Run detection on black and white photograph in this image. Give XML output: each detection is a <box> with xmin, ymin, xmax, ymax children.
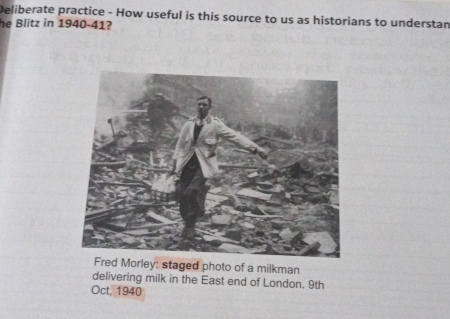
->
<box><xmin>82</xmin><ymin>72</ymin><xmax>339</xmax><ymax>257</ymax></box>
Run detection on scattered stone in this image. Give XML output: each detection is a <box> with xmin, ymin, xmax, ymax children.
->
<box><xmin>92</xmin><ymin>234</ymin><xmax>105</xmax><ymax>241</ymax></box>
<box><xmin>225</xmin><ymin>229</ymin><xmax>242</xmax><ymax>241</ymax></box>
<box><xmin>242</xmin><ymin>222</ymin><xmax>255</xmax><ymax>229</ymax></box>
<box><xmin>273</xmin><ymin>184</ymin><xmax>284</xmax><ymax>193</ymax></box>
<box><xmin>298</xmin><ymin>241</ymin><xmax>321</xmax><ymax>256</ymax></box>
<box><xmin>118</xmin><ymin>234</ymin><xmax>141</xmax><ymax>246</ymax></box>
<box><xmin>255</xmin><ymin>230</ymin><xmax>265</xmax><ymax>237</ymax></box>
<box><xmin>124</xmin><ymin>229</ymin><xmax>151</xmax><ymax>236</ymax></box>
<box><xmin>211</xmin><ymin>214</ymin><xmax>232</xmax><ymax>226</ymax></box>
<box><xmin>205</xmin><ymin>200</ymin><xmax>220</xmax><ymax>210</ymax></box>
<box><xmin>236</xmin><ymin>188</ymin><xmax>272</xmax><ymax>201</ymax></box>
<box><xmin>271</xmin><ymin>220</ymin><xmax>289</xmax><ymax>230</ymax></box>
<box><xmin>244</xmin><ymin>212</ymin><xmax>282</xmax><ymax>219</ymax></box>
<box><xmin>256</xmin><ymin>181</ymin><xmax>273</xmax><ymax>189</ymax></box>
<box><xmin>247</xmin><ymin>245</ymin><xmax>268</xmax><ymax>254</ymax></box>
<box><xmin>201</xmin><ymin>235</ymin><xmax>224</xmax><ymax>245</ymax></box>
<box><xmin>329</xmin><ymin>190</ymin><xmax>339</xmax><ymax>205</ymax></box>
<box><xmin>266</xmin><ymin>200</ymin><xmax>282</xmax><ymax>206</ymax></box>
<box><xmin>209</xmin><ymin>187</ymin><xmax>223</xmax><ymax>194</ymax></box>
<box><xmin>221</xmin><ymin>205</ymin><xmax>241</xmax><ymax>215</ymax></box>
<box><xmin>146</xmin><ymin>211</ymin><xmax>173</xmax><ymax>223</ymax></box>
<box><xmin>302</xmin><ymin>232</ymin><xmax>337</xmax><ymax>254</ymax></box>
<box><xmin>247</xmin><ymin>172</ymin><xmax>259</xmax><ymax>179</ymax></box>
<box><xmin>279</xmin><ymin>228</ymin><xmax>301</xmax><ymax>242</ymax></box>
<box><xmin>206</xmin><ymin>193</ymin><xmax>229</xmax><ymax>203</ymax></box>
<box><xmin>218</xmin><ymin>243</ymin><xmax>248</xmax><ymax>254</ymax></box>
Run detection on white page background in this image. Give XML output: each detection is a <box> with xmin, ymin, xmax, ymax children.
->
<box><xmin>0</xmin><ymin>0</ymin><xmax>449</xmax><ymax>318</ymax></box>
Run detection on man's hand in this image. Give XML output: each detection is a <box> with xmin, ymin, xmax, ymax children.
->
<box><xmin>257</xmin><ymin>148</ymin><xmax>268</xmax><ymax>160</ymax></box>
<box><xmin>169</xmin><ymin>160</ymin><xmax>177</xmax><ymax>176</ymax></box>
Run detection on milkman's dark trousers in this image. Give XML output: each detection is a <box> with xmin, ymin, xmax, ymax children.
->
<box><xmin>178</xmin><ymin>154</ymin><xmax>208</xmax><ymax>227</ymax></box>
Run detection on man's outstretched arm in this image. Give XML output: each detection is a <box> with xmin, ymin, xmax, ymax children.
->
<box><xmin>217</xmin><ymin>121</ymin><xmax>268</xmax><ymax>159</ymax></box>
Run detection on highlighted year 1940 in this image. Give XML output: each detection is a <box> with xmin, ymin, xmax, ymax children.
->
<box><xmin>111</xmin><ymin>285</ymin><xmax>146</xmax><ymax>302</ymax></box>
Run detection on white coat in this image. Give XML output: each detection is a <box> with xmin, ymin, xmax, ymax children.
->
<box><xmin>173</xmin><ymin>115</ymin><xmax>260</xmax><ymax>178</ymax></box>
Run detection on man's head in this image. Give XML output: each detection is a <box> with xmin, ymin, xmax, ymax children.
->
<box><xmin>196</xmin><ymin>96</ymin><xmax>212</xmax><ymax>119</ymax></box>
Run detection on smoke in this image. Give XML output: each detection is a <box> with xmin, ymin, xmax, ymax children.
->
<box><xmin>95</xmin><ymin>72</ymin><xmax>148</xmax><ymax>137</ymax></box>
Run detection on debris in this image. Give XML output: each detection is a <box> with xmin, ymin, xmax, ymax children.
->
<box><xmin>261</xmin><ymin>136</ymin><xmax>299</xmax><ymax>145</ymax></box>
<box><xmin>97</xmin><ymin>182</ymin><xmax>145</xmax><ymax>187</ymax></box>
<box><xmin>129</xmin><ymin>221</ymin><xmax>180</xmax><ymax>230</ymax></box>
<box><xmin>246</xmin><ymin>245</ymin><xmax>268</xmax><ymax>254</ymax></box>
<box><xmin>91</xmin><ymin>161</ymin><xmax>127</xmax><ymax>168</ymax></box>
<box><xmin>302</xmin><ymin>232</ymin><xmax>337</xmax><ymax>254</ymax></box>
<box><xmin>124</xmin><ymin>229</ymin><xmax>150</xmax><ymax>236</ymax></box>
<box><xmin>234</xmin><ymin>149</ymin><xmax>251</xmax><ymax>154</ymax></box>
<box><xmin>244</xmin><ymin>212</ymin><xmax>282</xmax><ymax>219</ymax></box>
<box><xmin>211</xmin><ymin>214</ymin><xmax>232</xmax><ymax>226</ymax></box>
<box><xmin>236</xmin><ymin>189</ymin><xmax>272</xmax><ymax>201</ymax></box>
<box><xmin>247</xmin><ymin>172</ymin><xmax>259</xmax><ymax>179</ymax></box>
<box><xmin>242</xmin><ymin>222</ymin><xmax>255</xmax><ymax>229</ymax></box>
<box><xmin>256</xmin><ymin>181</ymin><xmax>273</xmax><ymax>189</ymax></box>
<box><xmin>89</xmin><ymin>177</ymin><xmax>101</xmax><ymax>188</ymax></box>
<box><xmin>110</xmin><ymin>233</ymin><xmax>141</xmax><ymax>246</ymax></box>
<box><xmin>208</xmin><ymin>187</ymin><xmax>223</xmax><ymax>194</ymax></box>
<box><xmin>130</xmin><ymin>203</ymin><xmax>176</xmax><ymax>208</ymax></box>
<box><xmin>197</xmin><ymin>229</ymin><xmax>240</xmax><ymax>244</ymax></box>
<box><xmin>272</xmin><ymin>184</ymin><xmax>284</xmax><ymax>193</ymax></box>
<box><xmin>95</xmin><ymin>138</ymin><xmax>115</xmax><ymax>150</ymax></box>
<box><xmin>266</xmin><ymin>201</ymin><xmax>282</xmax><ymax>207</ymax></box>
<box><xmin>201</xmin><ymin>235</ymin><xmax>225</xmax><ymax>246</ymax></box>
<box><xmin>83</xmin><ymin>94</ymin><xmax>339</xmax><ymax>256</ymax></box>
<box><xmin>228</xmin><ymin>194</ymin><xmax>247</xmax><ymax>211</ymax></box>
<box><xmin>85</xmin><ymin>207</ymin><xmax>134</xmax><ymax>224</ymax></box>
<box><xmin>218</xmin><ymin>243</ymin><xmax>248</xmax><ymax>254</ymax></box>
<box><xmin>271</xmin><ymin>220</ymin><xmax>289</xmax><ymax>230</ymax></box>
<box><xmin>279</xmin><ymin>228</ymin><xmax>301</xmax><ymax>242</ymax></box>
<box><xmin>104</xmin><ymin>220</ymin><xmax>180</xmax><ymax>232</ymax></box>
<box><xmin>219</xmin><ymin>163</ymin><xmax>262</xmax><ymax>169</ymax></box>
<box><xmin>206</xmin><ymin>193</ymin><xmax>229</xmax><ymax>203</ymax></box>
<box><xmin>225</xmin><ymin>229</ymin><xmax>242</xmax><ymax>241</ymax></box>
<box><xmin>146</xmin><ymin>168</ymin><xmax>170</xmax><ymax>173</ymax></box>
<box><xmin>92</xmin><ymin>234</ymin><xmax>105</xmax><ymax>241</ymax></box>
<box><xmin>205</xmin><ymin>200</ymin><xmax>220</xmax><ymax>210</ymax></box>
<box><xmin>221</xmin><ymin>206</ymin><xmax>241</xmax><ymax>215</ymax></box>
<box><xmin>329</xmin><ymin>190</ymin><xmax>339</xmax><ymax>205</ymax></box>
<box><xmin>298</xmin><ymin>241</ymin><xmax>321</xmax><ymax>256</ymax></box>
<box><xmin>255</xmin><ymin>205</ymin><xmax>269</xmax><ymax>215</ymax></box>
<box><xmin>146</xmin><ymin>211</ymin><xmax>174</xmax><ymax>224</ymax></box>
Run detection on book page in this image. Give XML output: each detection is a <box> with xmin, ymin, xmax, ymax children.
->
<box><xmin>0</xmin><ymin>0</ymin><xmax>449</xmax><ymax>318</ymax></box>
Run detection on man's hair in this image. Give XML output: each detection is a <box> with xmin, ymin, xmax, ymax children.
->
<box><xmin>197</xmin><ymin>96</ymin><xmax>212</xmax><ymax>106</ymax></box>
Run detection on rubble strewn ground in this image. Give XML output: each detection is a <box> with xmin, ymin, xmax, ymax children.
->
<box><xmin>83</xmin><ymin>113</ymin><xmax>339</xmax><ymax>257</ymax></box>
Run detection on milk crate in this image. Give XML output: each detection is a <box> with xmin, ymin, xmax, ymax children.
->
<box><xmin>150</xmin><ymin>189</ymin><xmax>176</xmax><ymax>202</ymax></box>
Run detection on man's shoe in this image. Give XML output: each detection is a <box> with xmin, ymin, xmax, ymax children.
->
<box><xmin>181</xmin><ymin>226</ymin><xmax>188</xmax><ymax>238</ymax></box>
<box><xmin>185</xmin><ymin>226</ymin><xmax>196</xmax><ymax>239</ymax></box>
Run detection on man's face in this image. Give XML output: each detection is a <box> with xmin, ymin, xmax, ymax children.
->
<box><xmin>197</xmin><ymin>98</ymin><xmax>211</xmax><ymax>119</ymax></box>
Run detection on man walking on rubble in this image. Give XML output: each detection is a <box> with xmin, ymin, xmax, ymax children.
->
<box><xmin>147</xmin><ymin>93</ymin><xmax>180</xmax><ymax>138</ymax></box>
<box><xmin>171</xmin><ymin>96</ymin><xmax>268</xmax><ymax>239</ymax></box>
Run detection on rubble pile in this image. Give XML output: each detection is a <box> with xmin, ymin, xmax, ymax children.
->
<box><xmin>84</xmin><ymin>114</ymin><xmax>339</xmax><ymax>257</ymax></box>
